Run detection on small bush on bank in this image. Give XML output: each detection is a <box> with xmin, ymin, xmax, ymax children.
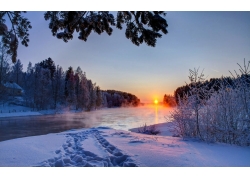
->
<box><xmin>137</xmin><ymin>123</ymin><xmax>161</xmax><ymax>135</ymax></box>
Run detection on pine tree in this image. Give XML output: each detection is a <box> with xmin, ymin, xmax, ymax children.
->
<box><xmin>65</xmin><ymin>66</ymin><xmax>76</xmax><ymax>108</ymax></box>
<box><xmin>79</xmin><ymin>72</ymin><xmax>89</xmax><ymax>110</ymax></box>
<box><xmin>0</xmin><ymin>43</ymin><xmax>10</xmax><ymax>84</ymax></box>
<box><xmin>74</xmin><ymin>67</ymin><xmax>81</xmax><ymax>110</ymax></box>
<box><xmin>163</xmin><ymin>94</ymin><xmax>176</xmax><ymax>107</ymax></box>
<box><xmin>163</xmin><ymin>94</ymin><xmax>167</xmax><ymax>105</ymax></box>
<box><xmin>23</xmin><ymin>62</ymin><xmax>34</xmax><ymax>107</ymax></box>
<box><xmin>0</xmin><ymin>43</ymin><xmax>10</xmax><ymax>105</ymax></box>
<box><xmin>0</xmin><ymin>11</ymin><xmax>168</xmax><ymax>63</ymax></box>
<box><xmin>95</xmin><ymin>86</ymin><xmax>102</xmax><ymax>109</ymax></box>
<box><xmin>39</xmin><ymin>57</ymin><xmax>56</xmax><ymax>79</ymax></box>
<box><xmin>39</xmin><ymin>57</ymin><xmax>57</xmax><ymax>108</ymax></box>
<box><xmin>11</xmin><ymin>59</ymin><xmax>23</xmax><ymax>85</ymax></box>
<box><xmin>0</xmin><ymin>12</ymin><xmax>32</xmax><ymax>63</ymax></box>
<box><xmin>44</xmin><ymin>11</ymin><xmax>168</xmax><ymax>47</ymax></box>
<box><xmin>101</xmin><ymin>91</ymin><xmax>108</xmax><ymax>107</ymax></box>
<box><xmin>26</xmin><ymin>62</ymin><xmax>32</xmax><ymax>74</ymax></box>
<box><xmin>53</xmin><ymin>65</ymin><xmax>64</xmax><ymax>109</ymax></box>
<box><xmin>65</xmin><ymin>66</ymin><xmax>73</xmax><ymax>99</ymax></box>
<box><xmin>33</xmin><ymin>64</ymin><xmax>51</xmax><ymax>110</ymax></box>
<box><xmin>86</xmin><ymin>80</ymin><xmax>96</xmax><ymax>111</ymax></box>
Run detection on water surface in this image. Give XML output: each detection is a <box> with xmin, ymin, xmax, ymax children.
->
<box><xmin>0</xmin><ymin>105</ymin><xmax>173</xmax><ymax>142</ymax></box>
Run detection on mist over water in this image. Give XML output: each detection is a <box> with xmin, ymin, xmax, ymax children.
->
<box><xmin>83</xmin><ymin>105</ymin><xmax>173</xmax><ymax>130</ymax></box>
<box><xmin>0</xmin><ymin>105</ymin><xmax>173</xmax><ymax>141</ymax></box>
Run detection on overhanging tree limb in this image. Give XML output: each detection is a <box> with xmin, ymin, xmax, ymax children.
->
<box><xmin>0</xmin><ymin>11</ymin><xmax>168</xmax><ymax>63</ymax></box>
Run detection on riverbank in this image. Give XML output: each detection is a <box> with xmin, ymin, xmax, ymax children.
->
<box><xmin>0</xmin><ymin>103</ymin><xmax>108</xmax><ymax>118</ymax></box>
<box><xmin>1</xmin><ymin>122</ymin><xmax>250</xmax><ymax>167</ymax></box>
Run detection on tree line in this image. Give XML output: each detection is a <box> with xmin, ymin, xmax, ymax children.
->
<box><xmin>162</xmin><ymin>94</ymin><xmax>176</xmax><ymax>107</ymax></box>
<box><xmin>0</xmin><ymin>45</ymin><xmax>140</xmax><ymax>111</ymax></box>
<box><xmin>174</xmin><ymin>76</ymin><xmax>235</xmax><ymax>105</ymax></box>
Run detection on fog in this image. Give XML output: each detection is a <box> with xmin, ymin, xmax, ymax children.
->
<box><xmin>80</xmin><ymin>105</ymin><xmax>173</xmax><ymax>130</ymax></box>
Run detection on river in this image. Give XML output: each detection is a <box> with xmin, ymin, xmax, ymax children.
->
<box><xmin>0</xmin><ymin>105</ymin><xmax>173</xmax><ymax>142</ymax></box>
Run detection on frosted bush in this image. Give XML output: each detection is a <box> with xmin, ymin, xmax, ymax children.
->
<box><xmin>171</xmin><ymin>60</ymin><xmax>250</xmax><ymax>146</ymax></box>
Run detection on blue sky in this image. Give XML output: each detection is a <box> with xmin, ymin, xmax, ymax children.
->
<box><xmin>12</xmin><ymin>11</ymin><xmax>250</xmax><ymax>102</ymax></box>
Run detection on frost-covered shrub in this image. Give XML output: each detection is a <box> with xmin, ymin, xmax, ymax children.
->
<box><xmin>171</xmin><ymin>60</ymin><xmax>250</xmax><ymax>146</ymax></box>
<box><xmin>169</xmin><ymin>94</ymin><xmax>195</xmax><ymax>138</ymax></box>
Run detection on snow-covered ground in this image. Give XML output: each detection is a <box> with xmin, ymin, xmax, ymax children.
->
<box><xmin>1</xmin><ymin>104</ymin><xmax>249</xmax><ymax>180</ymax></box>
<box><xmin>0</xmin><ymin>104</ymin><xmax>41</xmax><ymax>118</ymax></box>
<box><xmin>0</xmin><ymin>111</ymin><xmax>42</xmax><ymax>117</ymax></box>
<box><xmin>0</xmin><ymin>104</ymin><xmax>86</xmax><ymax>118</ymax></box>
<box><xmin>1</xmin><ymin>123</ymin><xmax>250</xmax><ymax>167</ymax></box>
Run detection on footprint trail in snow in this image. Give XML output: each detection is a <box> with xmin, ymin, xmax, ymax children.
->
<box><xmin>37</xmin><ymin>128</ymin><xmax>137</xmax><ymax>167</ymax></box>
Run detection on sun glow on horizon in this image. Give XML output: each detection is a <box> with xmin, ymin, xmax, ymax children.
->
<box><xmin>154</xmin><ymin>99</ymin><xmax>159</xmax><ymax>104</ymax></box>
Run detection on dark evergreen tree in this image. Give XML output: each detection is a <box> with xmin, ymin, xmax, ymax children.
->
<box><xmin>0</xmin><ymin>11</ymin><xmax>167</xmax><ymax>62</ymax></box>
<box><xmin>39</xmin><ymin>57</ymin><xmax>56</xmax><ymax>79</ymax></box>
<box><xmin>95</xmin><ymin>86</ymin><xmax>102</xmax><ymax>108</ymax></box>
<box><xmin>44</xmin><ymin>11</ymin><xmax>168</xmax><ymax>47</ymax></box>
<box><xmin>0</xmin><ymin>43</ymin><xmax>10</xmax><ymax>105</ymax></box>
<box><xmin>65</xmin><ymin>66</ymin><xmax>76</xmax><ymax>106</ymax></box>
<box><xmin>23</xmin><ymin>62</ymin><xmax>34</xmax><ymax>107</ymax></box>
<box><xmin>53</xmin><ymin>65</ymin><xmax>64</xmax><ymax>109</ymax></box>
<box><xmin>74</xmin><ymin>67</ymin><xmax>81</xmax><ymax>110</ymax></box>
<box><xmin>78</xmin><ymin>72</ymin><xmax>89</xmax><ymax>110</ymax></box>
<box><xmin>86</xmin><ymin>80</ymin><xmax>96</xmax><ymax>111</ymax></box>
<box><xmin>33</xmin><ymin>64</ymin><xmax>51</xmax><ymax>110</ymax></box>
<box><xmin>163</xmin><ymin>94</ymin><xmax>176</xmax><ymax>107</ymax></box>
<box><xmin>11</xmin><ymin>59</ymin><xmax>23</xmax><ymax>85</ymax></box>
<box><xmin>0</xmin><ymin>12</ymin><xmax>32</xmax><ymax>63</ymax></box>
<box><xmin>65</xmin><ymin>66</ymin><xmax>74</xmax><ymax>98</ymax></box>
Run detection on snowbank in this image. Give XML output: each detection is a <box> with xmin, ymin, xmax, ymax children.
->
<box><xmin>0</xmin><ymin>104</ymin><xmax>42</xmax><ymax>118</ymax></box>
<box><xmin>0</xmin><ymin>111</ymin><xmax>42</xmax><ymax>118</ymax></box>
<box><xmin>0</xmin><ymin>133</ymin><xmax>67</xmax><ymax>166</ymax></box>
<box><xmin>0</xmin><ymin>125</ymin><xmax>250</xmax><ymax>167</ymax></box>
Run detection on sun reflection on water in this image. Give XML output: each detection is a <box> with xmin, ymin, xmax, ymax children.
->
<box><xmin>155</xmin><ymin>105</ymin><xmax>158</xmax><ymax>124</ymax></box>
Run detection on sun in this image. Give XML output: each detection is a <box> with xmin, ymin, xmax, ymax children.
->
<box><xmin>154</xmin><ymin>99</ymin><xmax>158</xmax><ymax>104</ymax></box>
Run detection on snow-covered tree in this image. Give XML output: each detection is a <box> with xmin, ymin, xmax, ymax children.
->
<box><xmin>0</xmin><ymin>43</ymin><xmax>11</xmax><ymax>105</ymax></box>
<box><xmin>85</xmin><ymin>80</ymin><xmax>96</xmax><ymax>111</ymax></box>
<box><xmin>53</xmin><ymin>65</ymin><xmax>64</xmax><ymax>109</ymax></box>
<box><xmin>171</xmin><ymin>61</ymin><xmax>250</xmax><ymax>146</ymax></box>
<box><xmin>23</xmin><ymin>62</ymin><xmax>35</xmax><ymax>107</ymax></box>
<box><xmin>101</xmin><ymin>91</ymin><xmax>108</xmax><ymax>107</ymax></box>
<box><xmin>74</xmin><ymin>66</ymin><xmax>82</xmax><ymax>110</ymax></box>
<box><xmin>39</xmin><ymin>57</ymin><xmax>56</xmax><ymax>80</ymax></box>
<box><xmin>27</xmin><ymin>62</ymin><xmax>32</xmax><ymax>74</ymax></box>
<box><xmin>65</xmin><ymin>66</ymin><xmax>76</xmax><ymax>108</ymax></box>
<box><xmin>95</xmin><ymin>86</ymin><xmax>102</xmax><ymax>109</ymax></box>
<box><xmin>39</xmin><ymin>57</ymin><xmax>56</xmax><ymax>107</ymax></box>
<box><xmin>78</xmin><ymin>72</ymin><xmax>89</xmax><ymax>110</ymax></box>
<box><xmin>185</xmin><ymin>68</ymin><xmax>208</xmax><ymax>138</ymax></box>
<box><xmin>0</xmin><ymin>43</ymin><xmax>10</xmax><ymax>84</ymax></box>
<box><xmin>33</xmin><ymin>64</ymin><xmax>51</xmax><ymax>110</ymax></box>
<box><xmin>11</xmin><ymin>59</ymin><xmax>23</xmax><ymax>85</ymax></box>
